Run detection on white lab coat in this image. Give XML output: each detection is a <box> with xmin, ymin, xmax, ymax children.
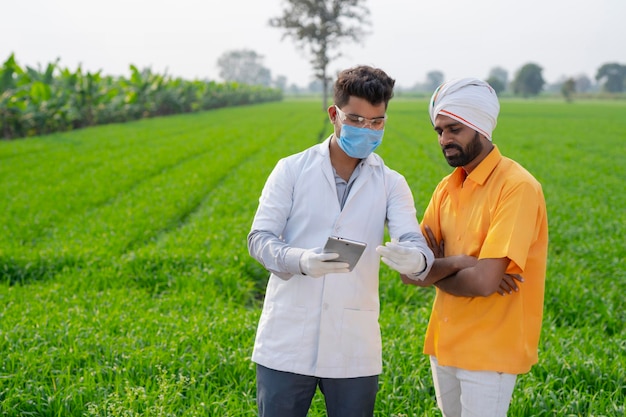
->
<box><xmin>250</xmin><ymin>137</ymin><xmax>430</xmax><ymax>378</ymax></box>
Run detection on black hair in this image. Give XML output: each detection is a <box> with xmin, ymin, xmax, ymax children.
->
<box><xmin>333</xmin><ymin>65</ymin><xmax>395</xmax><ymax>108</ymax></box>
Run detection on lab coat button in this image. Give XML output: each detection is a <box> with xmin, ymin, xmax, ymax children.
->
<box><xmin>323</xmin><ymin>303</ymin><xmax>329</xmax><ymax>310</ymax></box>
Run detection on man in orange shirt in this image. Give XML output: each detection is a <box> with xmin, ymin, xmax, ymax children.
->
<box><xmin>377</xmin><ymin>78</ymin><xmax>548</xmax><ymax>416</ymax></box>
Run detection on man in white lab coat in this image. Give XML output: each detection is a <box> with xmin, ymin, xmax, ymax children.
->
<box><xmin>248</xmin><ymin>65</ymin><xmax>434</xmax><ymax>417</ymax></box>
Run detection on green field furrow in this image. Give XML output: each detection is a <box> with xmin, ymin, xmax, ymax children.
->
<box><xmin>1</xmin><ymin>104</ymin><xmax>304</xmax><ymax>254</ymax></box>
<box><xmin>1</xmin><ymin>116</ymin><xmax>278</xmax><ymax>248</ymax></box>
<box><xmin>0</xmin><ymin>99</ymin><xmax>624</xmax><ymax>416</ymax></box>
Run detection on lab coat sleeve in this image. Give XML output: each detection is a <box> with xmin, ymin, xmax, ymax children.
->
<box><xmin>387</xmin><ymin>173</ymin><xmax>434</xmax><ymax>280</ymax></box>
<box><xmin>247</xmin><ymin>158</ymin><xmax>305</xmax><ymax>279</ymax></box>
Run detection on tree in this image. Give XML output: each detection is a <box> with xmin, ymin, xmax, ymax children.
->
<box><xmin>425</xmin><ymin>70</ymin><xmax>444</xmax><ymax>92</ymax></box>
<box><xmin>486</xmin><ymin>77</ymin><xmax>505</xmax><ymax>95</ymax></box>
<box><xmin>217</xmin><ymin>49</ymin><xmax>272</xmax><ymax>87</ymax></box>
<box><xmin>489</xmin><ymin>67</ymin><xmax>508</xmax><ymax>86</ymax></box>
<box><xmin>561</xmin><ymin>77</ymin><xmax>576</xmax><ymax>102</ymax></box>
<box><xmin>269</xmin><ymin>0</ymin><xmax>371</xmax><ymax>110</ymax></box>
<box><xmin>595</xmin><ymin>62</ymin><xmax>626</xmax><ymax>93</ymax></box>
<box><xmin>512</xmin><ymin>63</ymin><xmax>545</xmax><ymax>97</ymax></box>
<box><xmin>487</xmin><ymin>66</ymin><xmax>508</xmax><ymax>94</ymax></box>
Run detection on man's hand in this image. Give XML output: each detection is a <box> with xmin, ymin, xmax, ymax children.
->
<box><xmin>424</xmin><ymin>225</ymin><xmax>444</xmax><ymax>258</ymax></box>
<box><xmin>497</xmin><ymin>274</ymin><xmax>524</xmax><ymax>295</ymax></box>
<box><xmin>299</xmin><ymin>248</ymin><xmax>350</xmax><ymax>277</ymax></box>
<box><xmin>376</xmin><ymin>240</ymin><xmax>426</xmax><ymax>277</ymax></box>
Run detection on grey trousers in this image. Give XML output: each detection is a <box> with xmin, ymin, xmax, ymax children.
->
<box><xmin>256</xmin><ymin>364</ymin><xmax>379</xmax><ymax>417</ymax></box>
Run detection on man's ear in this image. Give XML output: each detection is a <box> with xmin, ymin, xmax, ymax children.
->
<box><xmin>327</xmin><ymin>105</ymin><xmax>337</xmax><ymax>123</ymax></box>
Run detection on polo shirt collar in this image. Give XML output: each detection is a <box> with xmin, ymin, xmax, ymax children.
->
<box><xmin>469</xmin><ymin>145</ymin><xmax>502</xmax><ymax>185</ymax></box>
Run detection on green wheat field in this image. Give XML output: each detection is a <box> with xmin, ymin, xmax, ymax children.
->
<box><xmin>1</xmin><ymin>98</ymin><xmax>624</xmax><ymax>416</ymax></box>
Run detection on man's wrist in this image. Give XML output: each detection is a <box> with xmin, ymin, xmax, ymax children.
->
<box><xmin>406</xmin><ymin>254</ymin><xmax>427</xmax><ymax>280</ymax></box>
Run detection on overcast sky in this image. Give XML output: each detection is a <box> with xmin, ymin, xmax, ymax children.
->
<box><xmin>2</xmin><ymin>0</ymin><xmax>624</xmax><ymax>89</ymax></box>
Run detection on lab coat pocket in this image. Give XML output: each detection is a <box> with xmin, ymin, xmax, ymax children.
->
<box><xmin>340</xmin><ymin>308</ymin><xmax>381</xmax><ymax>359</ymax></box>
<box><xmin>260</xmin><ymin>302</ymin><xmax>307</xmax><ymax>354</ymax></box>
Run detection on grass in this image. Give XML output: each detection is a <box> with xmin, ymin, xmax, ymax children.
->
<box><xmin>0</xmin><ymin>99</ymin><xmax>624</xmax><ymax>416</ymax></box>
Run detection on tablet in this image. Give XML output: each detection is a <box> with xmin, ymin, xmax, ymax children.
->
<box><xmin>323</xmin><ymin>236</ymin><xmax>367</xmax><ymax>271</ymax></box>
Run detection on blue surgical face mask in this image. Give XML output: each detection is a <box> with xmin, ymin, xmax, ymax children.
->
<box><xmin>337</xmin><ymin>124</ymin><xmax>384</xmax><ymax>159</ymax></box>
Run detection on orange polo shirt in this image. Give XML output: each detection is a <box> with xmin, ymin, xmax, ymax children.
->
<box><xmin>421</xmin><ymin>146</ymin><xmax>548</xmax><ymax>374</ymax></box>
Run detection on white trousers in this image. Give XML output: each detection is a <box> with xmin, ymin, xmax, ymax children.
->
<box><xmin>430</xmin><ymin>356</ymin><xmax>517</xmax><ymax>417</ymax></box>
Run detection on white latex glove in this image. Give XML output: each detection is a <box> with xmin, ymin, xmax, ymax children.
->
<box><xmin>376</xmin><ymin>240</ymin><xmax>426</xmax><ymax>278</ymax></box>
<box><xmin>299</xmin><ymin>248</ymin><xmax>350</xmax><ymax>278</ymax></box>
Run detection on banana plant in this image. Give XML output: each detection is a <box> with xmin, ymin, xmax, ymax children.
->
<box><xmin>0</xmin><ymin>54</ymin><xmax>282</xmax><ymax>139</ymax></box>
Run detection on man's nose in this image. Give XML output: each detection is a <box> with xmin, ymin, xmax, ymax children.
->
<box><xmin>439</xmin><ymin>133</ymin><xmax>453</xmax><ymax>146</ymax></box>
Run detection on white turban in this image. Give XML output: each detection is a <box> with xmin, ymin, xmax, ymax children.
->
<box><xmin>428</xmin><ymin>78</ymin><xmax>500</xmax><ymax>141</ymax></box>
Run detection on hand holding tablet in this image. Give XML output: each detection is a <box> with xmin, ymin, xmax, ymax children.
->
<box><xmin>323</xmin><ymin>236</ymin><xmax>367</xmax><ymax>271</ymax></box>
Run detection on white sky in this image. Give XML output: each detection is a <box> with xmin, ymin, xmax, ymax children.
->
<box><xmin>2</xmin><ymin>0</ymin><xmax>624</xmax><ymax>89</ymax></box>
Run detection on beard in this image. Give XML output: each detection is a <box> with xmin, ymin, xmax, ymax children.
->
<box><xmin>442</xmin><ymin>132</ymin><xmax>483</xmax><ymax>167</ymax></box>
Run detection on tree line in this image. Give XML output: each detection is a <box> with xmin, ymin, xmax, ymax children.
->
<box><xmin>0</xmin><ymin>54</ymin><xmax>282</xmax><ymax>140</ymax></box>
<box><xmin>215</xmin><ymin>0</ymin><xmax>626</xmax><ymax>103</ymax></box>
<box><xmin>219</xmin><ymin>52</ymin><xmax>625</xmax><ymax>99</ymax></box>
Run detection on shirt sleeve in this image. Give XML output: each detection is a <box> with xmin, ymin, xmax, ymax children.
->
<box><xmin>480</xmin><ymin>180</ymin><xmax>543</xmax><ymax>272</ymax></box>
